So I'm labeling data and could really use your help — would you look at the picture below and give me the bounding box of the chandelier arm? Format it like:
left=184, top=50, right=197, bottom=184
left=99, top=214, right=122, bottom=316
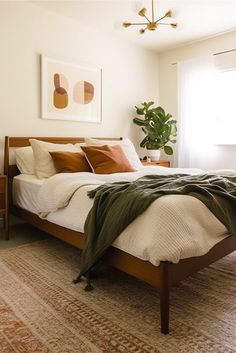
left=144, top=15, right=151, bottom=23
left=128, top=22, right=149, bottom=26
left=155, top=14, right=168, bottom=23
left=158, top=22, right=172, bottom=25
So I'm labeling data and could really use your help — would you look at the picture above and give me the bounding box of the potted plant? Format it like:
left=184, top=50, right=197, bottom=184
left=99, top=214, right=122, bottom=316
left=133, top=101, right=177, bottom=161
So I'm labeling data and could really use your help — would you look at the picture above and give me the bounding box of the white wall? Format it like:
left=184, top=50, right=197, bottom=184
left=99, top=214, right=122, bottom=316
left=0, top=1, right=159, bottom=171
left=159, top=31, right=236, bottom=169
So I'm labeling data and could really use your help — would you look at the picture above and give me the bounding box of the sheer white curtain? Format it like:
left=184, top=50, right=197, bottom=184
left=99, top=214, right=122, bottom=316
left=177, top=56, right=217, bottom=169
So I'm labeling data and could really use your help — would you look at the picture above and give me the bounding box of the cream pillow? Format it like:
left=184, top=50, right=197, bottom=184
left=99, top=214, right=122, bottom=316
left=81, top=138, right=142, bottom=170
left=15, top=146, right=35, bottom=175
left=30, top=139, right=79, bottom=178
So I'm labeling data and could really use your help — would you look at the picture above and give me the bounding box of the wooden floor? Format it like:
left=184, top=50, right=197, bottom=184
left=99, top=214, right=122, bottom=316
left=0, top=215, right=48, bottom=249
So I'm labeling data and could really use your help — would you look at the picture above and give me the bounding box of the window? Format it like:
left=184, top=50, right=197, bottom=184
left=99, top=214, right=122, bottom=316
left=215, top=69, right=236, bottom=145
left=178, top=55, right=236, bottom=169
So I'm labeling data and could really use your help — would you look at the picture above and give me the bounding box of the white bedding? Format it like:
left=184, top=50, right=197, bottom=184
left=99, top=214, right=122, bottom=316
left=13, top=166, right=231, bottom=266
left=13, top=174, right=44, bottom=214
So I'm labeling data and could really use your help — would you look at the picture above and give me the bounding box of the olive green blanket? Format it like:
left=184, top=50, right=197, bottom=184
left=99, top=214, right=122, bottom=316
left=77, top=173, right=236, bottom=284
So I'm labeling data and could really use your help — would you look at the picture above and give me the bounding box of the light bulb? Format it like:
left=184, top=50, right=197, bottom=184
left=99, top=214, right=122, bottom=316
left=123, top=22, right=132, bottom=28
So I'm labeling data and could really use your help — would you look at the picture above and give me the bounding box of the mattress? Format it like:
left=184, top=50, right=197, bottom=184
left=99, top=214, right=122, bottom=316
left=13, top=168, right=230, bottom=267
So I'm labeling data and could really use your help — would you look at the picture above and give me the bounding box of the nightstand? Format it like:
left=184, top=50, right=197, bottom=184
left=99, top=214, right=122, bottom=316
left=141, top=160, right=170, bottom=167
left=0, top=175, right=9, bottom=240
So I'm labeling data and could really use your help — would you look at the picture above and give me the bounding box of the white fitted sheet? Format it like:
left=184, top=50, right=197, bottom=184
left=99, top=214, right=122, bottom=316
left=13, top=174, right=44, bottom=214
left=13, top=169, right=230, bottom=267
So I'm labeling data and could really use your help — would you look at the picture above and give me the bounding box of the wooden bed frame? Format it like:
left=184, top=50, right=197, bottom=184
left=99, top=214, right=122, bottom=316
left=4, top=136, right=236, bottom=334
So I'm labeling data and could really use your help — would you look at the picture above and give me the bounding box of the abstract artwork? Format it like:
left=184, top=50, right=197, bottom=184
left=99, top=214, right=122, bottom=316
left=41, top=56, right=101, bottom=122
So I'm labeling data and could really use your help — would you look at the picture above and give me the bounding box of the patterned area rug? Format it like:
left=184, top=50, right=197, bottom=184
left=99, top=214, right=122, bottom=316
left=0, top=238, right=236, bottom=353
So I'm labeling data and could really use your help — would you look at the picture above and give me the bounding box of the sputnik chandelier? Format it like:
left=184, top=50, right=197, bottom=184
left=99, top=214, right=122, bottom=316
left=123, top=0, right=177, bottom=34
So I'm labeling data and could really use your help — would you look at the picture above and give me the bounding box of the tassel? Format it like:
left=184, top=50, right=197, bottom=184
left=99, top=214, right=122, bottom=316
left=84, top=283, right=94, bottom=291
left=84, top=270, right=94, bottom=291
left=72, top=274, right=82, bottom=284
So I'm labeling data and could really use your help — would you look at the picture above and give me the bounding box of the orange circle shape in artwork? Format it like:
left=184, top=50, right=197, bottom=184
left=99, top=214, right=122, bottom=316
left=73, top=81, right=94, bottom=105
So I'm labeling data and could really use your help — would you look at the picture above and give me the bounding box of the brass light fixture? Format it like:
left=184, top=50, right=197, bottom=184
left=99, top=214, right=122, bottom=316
left=123, top=0, right=177, bottom=34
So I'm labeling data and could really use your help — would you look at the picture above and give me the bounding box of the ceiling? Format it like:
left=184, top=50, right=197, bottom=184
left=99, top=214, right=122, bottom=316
left=33, top=0, right=236, bottom=53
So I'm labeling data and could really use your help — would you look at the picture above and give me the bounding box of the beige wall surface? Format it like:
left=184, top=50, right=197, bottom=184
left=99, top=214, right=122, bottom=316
left=159, top=31, right=236, bottom=169
left=0, top=1, right=159, bottom=171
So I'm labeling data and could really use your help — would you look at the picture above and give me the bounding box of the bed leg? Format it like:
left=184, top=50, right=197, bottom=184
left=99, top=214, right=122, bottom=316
left=160, top=261, right=170, bottom=334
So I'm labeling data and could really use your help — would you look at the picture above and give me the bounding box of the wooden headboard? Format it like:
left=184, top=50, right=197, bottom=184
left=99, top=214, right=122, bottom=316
left=4, top=136, right=122, bottom=179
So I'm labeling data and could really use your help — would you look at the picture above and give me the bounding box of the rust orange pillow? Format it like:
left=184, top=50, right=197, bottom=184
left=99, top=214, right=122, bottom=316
left=49, top=151, right=92, bottom=173
left=81, top=145, right=136, bottom=174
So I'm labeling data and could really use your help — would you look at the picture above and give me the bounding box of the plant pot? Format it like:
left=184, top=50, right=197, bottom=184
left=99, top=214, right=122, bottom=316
left=147, top=149, right=161, bottom=162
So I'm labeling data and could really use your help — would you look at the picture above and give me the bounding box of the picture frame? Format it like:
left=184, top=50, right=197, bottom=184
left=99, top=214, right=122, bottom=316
left=41, top=56, right=102, bottom=123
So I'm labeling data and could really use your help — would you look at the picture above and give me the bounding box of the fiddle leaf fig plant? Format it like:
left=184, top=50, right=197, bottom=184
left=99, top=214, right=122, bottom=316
left=133, top=101, right=177, bottom=155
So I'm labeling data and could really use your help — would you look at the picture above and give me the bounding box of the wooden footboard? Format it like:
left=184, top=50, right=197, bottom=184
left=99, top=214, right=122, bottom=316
left=5, top=136, right=236, bottom=334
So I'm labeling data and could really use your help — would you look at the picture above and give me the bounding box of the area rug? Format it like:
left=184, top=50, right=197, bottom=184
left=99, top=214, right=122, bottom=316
left=0, top=238, right=235, bottom=353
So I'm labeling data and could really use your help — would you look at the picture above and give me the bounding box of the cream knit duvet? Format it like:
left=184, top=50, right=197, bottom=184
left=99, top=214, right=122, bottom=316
left=31, top=166, right=233, bottom=266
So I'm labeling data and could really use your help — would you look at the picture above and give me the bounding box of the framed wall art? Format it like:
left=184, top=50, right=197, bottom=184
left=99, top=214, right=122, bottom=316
left=41, top=56, right=102, bottom=123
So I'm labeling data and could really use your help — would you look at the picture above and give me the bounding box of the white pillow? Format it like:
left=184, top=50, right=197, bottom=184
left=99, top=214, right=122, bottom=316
left=15, top=146, right=35, bottom=175
left=30, top=139, right=79, bottom=179
left=82, top=138, right=142, bottom=170
left=207, top=169, right=236, bottom=176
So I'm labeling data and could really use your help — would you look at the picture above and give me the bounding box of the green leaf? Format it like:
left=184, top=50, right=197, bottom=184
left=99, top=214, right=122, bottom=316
left=140, top=136, right=148, bottom=148
left=164, top=145, right=173, bottom=155
left=164, top=113, right=172, bottom=122
left=155, top=106, right=165, bottom=115
left=167, top=119, right=176, bottom=125
left=170, top=124, right=177, bottom=135
left=135, top=107, right=145, bottom=115
left=133, top=117, right=146, bottom=126
left=143, top=101, right=154, bottom=110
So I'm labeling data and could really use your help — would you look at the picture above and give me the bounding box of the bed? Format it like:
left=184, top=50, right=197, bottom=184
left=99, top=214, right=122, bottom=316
left=4, top=136, right=236, bottom=334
